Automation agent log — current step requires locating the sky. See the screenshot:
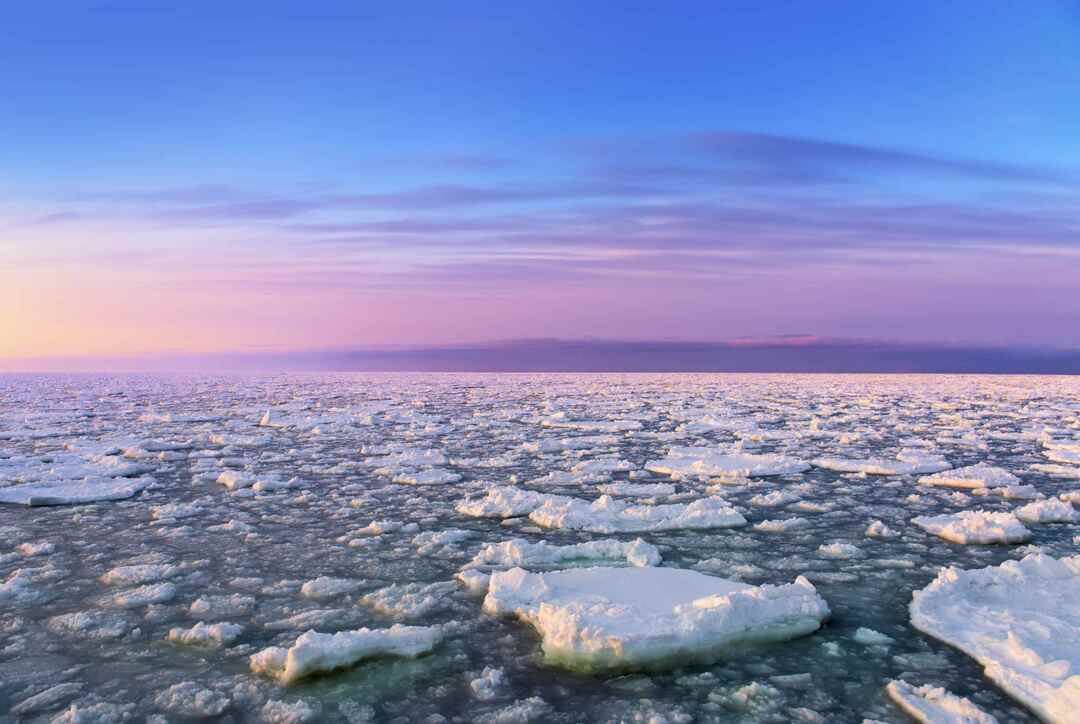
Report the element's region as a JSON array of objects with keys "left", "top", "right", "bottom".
[{"left": 2, "top": 1, "right": 1079, "bottom": 370}]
